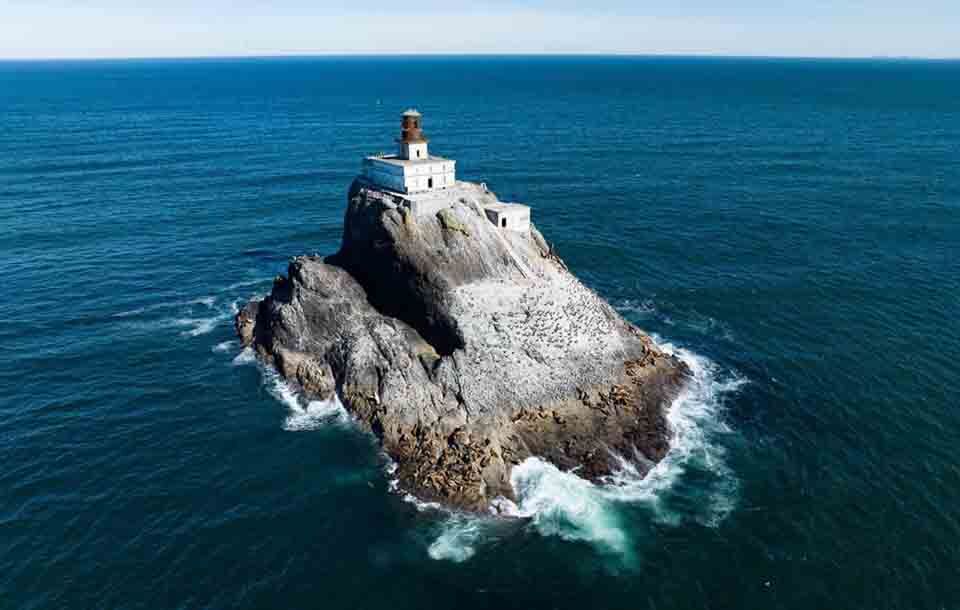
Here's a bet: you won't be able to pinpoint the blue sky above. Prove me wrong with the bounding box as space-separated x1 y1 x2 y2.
1 1 957 59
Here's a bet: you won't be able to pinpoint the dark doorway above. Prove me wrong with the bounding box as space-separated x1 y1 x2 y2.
428 178 433 188
501 218 507 228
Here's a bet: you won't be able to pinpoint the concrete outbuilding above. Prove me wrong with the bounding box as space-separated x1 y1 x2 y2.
483 203 531 233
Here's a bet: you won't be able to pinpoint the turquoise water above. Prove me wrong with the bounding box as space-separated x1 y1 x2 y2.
2 57 958 609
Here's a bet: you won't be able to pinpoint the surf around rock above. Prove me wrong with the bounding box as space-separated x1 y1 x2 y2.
236 179 689 511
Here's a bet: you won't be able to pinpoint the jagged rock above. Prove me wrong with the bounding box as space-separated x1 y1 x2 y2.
236 180 690 511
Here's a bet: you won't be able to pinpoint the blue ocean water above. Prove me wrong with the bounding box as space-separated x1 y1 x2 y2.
1 56 958 609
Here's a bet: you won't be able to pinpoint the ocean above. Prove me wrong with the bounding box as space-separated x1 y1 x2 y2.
1 56 958 609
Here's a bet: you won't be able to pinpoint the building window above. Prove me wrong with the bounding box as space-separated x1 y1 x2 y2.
428 178 433 188
501 218 507 228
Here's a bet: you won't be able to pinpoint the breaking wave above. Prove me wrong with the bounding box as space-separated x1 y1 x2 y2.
283 395 348 432
427 341 744 563
260 366 348 431
503 458 630 553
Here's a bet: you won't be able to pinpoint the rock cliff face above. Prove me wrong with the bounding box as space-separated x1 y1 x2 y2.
236 180 689 511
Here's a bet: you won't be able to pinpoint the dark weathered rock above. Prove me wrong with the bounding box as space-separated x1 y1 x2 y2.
236 180 689 511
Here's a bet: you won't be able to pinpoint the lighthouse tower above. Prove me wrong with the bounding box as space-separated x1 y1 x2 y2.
398 109 428 160
362 109 456 195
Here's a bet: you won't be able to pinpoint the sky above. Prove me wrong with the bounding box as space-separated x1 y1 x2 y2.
1 1 958 60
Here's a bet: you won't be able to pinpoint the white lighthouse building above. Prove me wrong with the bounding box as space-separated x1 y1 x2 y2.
362 109 456 194
360 109 530 232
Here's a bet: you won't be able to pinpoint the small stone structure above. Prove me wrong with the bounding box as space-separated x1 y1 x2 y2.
483 203 531 233
361 110 532 232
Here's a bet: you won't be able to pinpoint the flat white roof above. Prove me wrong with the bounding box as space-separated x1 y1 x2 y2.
483 202 530 212
365 154 453 167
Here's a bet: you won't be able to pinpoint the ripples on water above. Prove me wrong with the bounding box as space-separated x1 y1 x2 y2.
2 57 959 609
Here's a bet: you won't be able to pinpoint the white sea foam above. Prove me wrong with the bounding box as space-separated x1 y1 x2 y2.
508 458 629 553
384 460 484 562
113 294 217 318
615 298 657 317
212 340 239 353
174 301 239 337
223 279 268 292
259 367 348 431
403 493 443 513
118 293 239 338
232 347 256 366
174 317 218 337
424 341 745 563
427 516 482 563
284 396 349 431
112 306 147 318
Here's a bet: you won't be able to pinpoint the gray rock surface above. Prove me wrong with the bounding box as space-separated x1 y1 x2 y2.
236 180 690 511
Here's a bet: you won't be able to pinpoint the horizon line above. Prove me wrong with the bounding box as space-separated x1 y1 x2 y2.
2 51 959 63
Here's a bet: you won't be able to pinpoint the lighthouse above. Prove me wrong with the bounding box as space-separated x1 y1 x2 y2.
359 108 530 231
362 109 456 195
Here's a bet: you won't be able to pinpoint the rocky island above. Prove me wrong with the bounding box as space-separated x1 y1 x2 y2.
236 110 690 511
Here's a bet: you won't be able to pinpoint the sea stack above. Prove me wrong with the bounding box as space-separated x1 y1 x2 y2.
236 110 690 511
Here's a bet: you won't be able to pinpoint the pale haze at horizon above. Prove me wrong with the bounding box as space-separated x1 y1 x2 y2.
1 0 958 60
